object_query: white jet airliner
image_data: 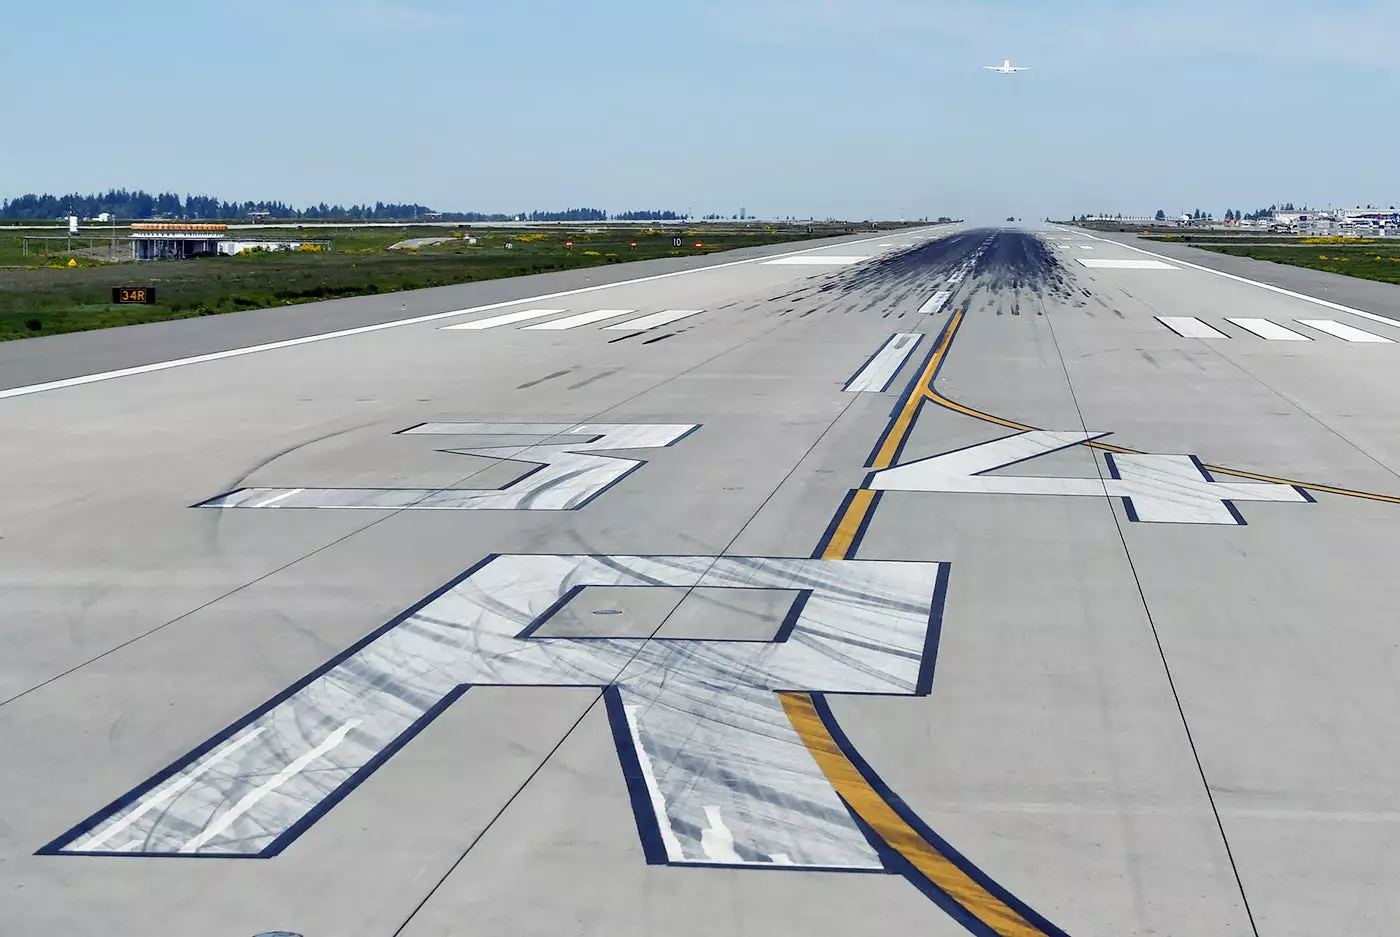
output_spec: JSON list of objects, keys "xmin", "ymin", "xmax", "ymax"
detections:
[{"xmin": 984, "ymin": 59, "xmax": 1029, "ymax": 73}]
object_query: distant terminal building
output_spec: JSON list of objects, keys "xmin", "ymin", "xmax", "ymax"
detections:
[
  {"xmin": 129, "ymin": 223, "xmax": 331, "ymax": 260},
  {"xmin": 1268, "ymin": 209, "xmax": 1400, "ymax": 236},
  {"xmin": 130, "ymin": 223, "xmax": 228, "ymax": 260}
]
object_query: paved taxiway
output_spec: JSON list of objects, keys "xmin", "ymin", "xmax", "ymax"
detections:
[{"xmin": 3, "ymin": 224, "xmax": 1400, "ymax": 936}]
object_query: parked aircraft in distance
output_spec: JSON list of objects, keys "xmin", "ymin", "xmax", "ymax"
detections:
[{"xmin": 984, "ymin": 59, "xmax": 1029, "ymax": 73}]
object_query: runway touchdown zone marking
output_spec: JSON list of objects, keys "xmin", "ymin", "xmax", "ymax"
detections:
[
  {"xmin": 1156, "ymin": 316, "xmax": 1228, "ymax": 339},
  {"xmin": 1297, "ymin": 319, "xmax": 1393, "ymax": 343},
  {"xmin": 441, "ymin": 308, "xmax": 567, "ymax": 330},
  {"xmin": 523, "ymin": 308, "xmax": 636, "ymax": 330},
  {"xmin": 1226, "ymin": 317, "xmax": 1310, "ymax": 341}
]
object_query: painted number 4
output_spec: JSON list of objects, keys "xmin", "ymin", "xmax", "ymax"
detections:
[{"xmin": 867, "ymin": 430, "xmax": 1312, "ymax": 525}]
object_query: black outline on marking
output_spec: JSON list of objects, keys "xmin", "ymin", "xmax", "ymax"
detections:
[
  {"xmin": 43, "ymin": 553, "xmax": 945, "ymax": 859},
  {"xmin": 1104, "ymin": 451, "xmax": 1139, "ymax": 522},
  {"xmin": 38, "ymin": 553, "xmax": 503, "ymax": 858},
  {"xmin": 913, "ymin": 563, "xmax": 951, "ymax": 697},
  {"xmin": 517, "ymin": 583, "xmax": 815, "ymax": 645},
  {"xmin": 811, "ymin": 489, "xmax": 863, "ymax": 558},
  {"xmin": 865, "ymin": 311, "xmax": 961, "ymax": 468},
  {"xmin": 191, "ymin": 425, "xmax": 701, "ymax": 511},
  {"xmin": 809, "ymin": 695, "xmax": 1072, "ymax": 937},
  {"xmin": 843, "ymin": 333, "xmax": 923, "ymax": 393},
  {"xmin": 1154, "ymin": 316, "xmax": 1228, "ymax": 339},
  {"xmin": 604, "ymin": 686, "xmax": 669, "ymax": 865}
]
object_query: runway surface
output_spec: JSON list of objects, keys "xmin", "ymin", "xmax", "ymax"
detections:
[{"xmin": 4, "ymin": 225, "xmax": 1400, "ymax": 936}]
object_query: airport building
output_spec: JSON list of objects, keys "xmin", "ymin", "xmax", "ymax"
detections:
[
  {"xmin": 129, "ymin": 223, "xmax": 228, "ymax": 260},
  {"xmin": 128, "ymin": 223, "xmax": 331, "ymax": 260}
]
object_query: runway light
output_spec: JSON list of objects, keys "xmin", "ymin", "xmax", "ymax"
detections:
[
  {"xmin": 630, "ymin": 241, "xmax": 638, "ymax": 249},
  {"xmin": 566, "ymin": 241, "xmax": 574, "ymax": 248},
  {"xmin": 695, "ymin": 242, "xmax": 703, "ymax": 248}
]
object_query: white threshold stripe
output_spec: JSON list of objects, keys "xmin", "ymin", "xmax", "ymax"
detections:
[
  {"xmin": 1068, "ymin": 226, "xmax": 1400, "ymax": 332},
  {"xmin": 522, "ymin": 308, "xmax": 635, "ymax": 330},
  {"xmin": 603, "ymin": 309, "xmax": 702, "ymax": 331},
  {"xmin": 1296, "ymin": 319, "xmax": 1393, "ymax": 343},
  {"xmin": 1157, "ymin": 316, "xmax": 1228, "ymax": 338},
  {"xmin": 1227, "ymin": 318, "xmax": 1311, "ymax": 341},
  {"xmin": 916, "ymin": 290, "xmax": 952, "ymax": 315},
  {"xmin": 441, "ymin": 308, "xmax": 566, "ymax": 330},
  {"xmin": 179, "ymin": 719, "xmax": 361, "ymax": 853},
  {"xmin": 0, "ymin": 230, "xmax": 914, "ymax": 401},
  {"xmin": 75, "ymin": 727, "xmax": 267, "ymax": 851},
  {"xmin": 844, "ymin": 333, "xmax": 923, "ymax": 393}
]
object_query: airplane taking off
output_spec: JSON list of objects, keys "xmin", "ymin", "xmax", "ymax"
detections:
[{"xmin": 984, "ymin": 59, "xmax": 1029, "ymax": 73}]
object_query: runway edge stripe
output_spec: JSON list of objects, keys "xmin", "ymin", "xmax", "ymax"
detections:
[{"xmin": 779, "ymin": 692, "xmax": 1069, "ymax": 937}]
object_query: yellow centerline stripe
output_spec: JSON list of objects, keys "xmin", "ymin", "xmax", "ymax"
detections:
[
  {"xmin": 796, "ymin": 313, "xmax": 1060, "ymax": 933},
  {"xmin": 870, "ymin": 308, "xmax": 965, "ymax": 470},
  {"xmin": 780, "ymin": 693, "xmax": 1048, "ymax": 937},
  {"xmin": 917, "ymin": 316, "xmax": 1400, "ymax": 505},
  {"xmin": 820, "ymin": 489, "xmax": 877, "ymax": 560}
]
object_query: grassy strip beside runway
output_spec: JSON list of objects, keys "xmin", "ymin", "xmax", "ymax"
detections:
[
  {"xmin": 0, "ymin": 222, "xmax": 898, "ymax": 341},
  {"xmin": 1191, "ymin": 241, "xmax": 1400, "ymax": 285}
]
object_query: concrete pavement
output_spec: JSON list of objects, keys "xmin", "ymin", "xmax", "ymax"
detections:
[{"xmin": 4, "ymin": 224, "xmax": 1399, "ymax": 936}]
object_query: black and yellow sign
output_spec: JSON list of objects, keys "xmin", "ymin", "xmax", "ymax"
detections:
[{"xmin": 112, "ymin": 287, "xmax": 156, "ymax": 304}]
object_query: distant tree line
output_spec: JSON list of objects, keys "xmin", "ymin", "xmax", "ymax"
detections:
[
  {"xmin": 614, "ymin": 209, "xmax": 685, "ymax": 221},
  {"xmin": 0, "ymin": 191, "xmax": 696, "ymax": 223}
]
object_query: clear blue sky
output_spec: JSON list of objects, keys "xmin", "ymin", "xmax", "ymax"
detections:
[{"xmin": 5, "ymin": 0, "xmax": 1397, "ymax": 222}]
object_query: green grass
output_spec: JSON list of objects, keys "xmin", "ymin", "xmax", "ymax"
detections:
[
  {"xmin": 0, "ymin": 223, "xmax": 910, "ymax": 341},
  {"xmin": 1141, "ymin": 233, "xmax": 1308, "ymax": 245},
  {"xmin": 1194, "ymin": 242, "xmax": 1400, "ymax": 285}
]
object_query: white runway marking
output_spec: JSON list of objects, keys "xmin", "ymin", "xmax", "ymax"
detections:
[
  {"xmin": 701, "ymin": 806, "xmax": 743, "ymax": 863},
  {"xmin": 76, "ymin": 728, "xmax": 267, "ymax": 851},
  {"xmin": 252, "ymin": 487, "xmax": 305, "ymax": 508},
  {"xmin": 0, "ymin": 230, "xmax": 911, "ymax": 401},
  {"xmin": 1157, "ymin": 316, "xmax": 1228, "ymax": 338},
  {"xmin": 523, "ymin": 309, "xmax": 635, "ymax": 330},
  {"xmin": 1078, "ymin": 258, "xmax": 1178, "ymax": 270},
  {"xmin": 869, "ymin": 430, "xmax": 1308, "ymax": 524},
  {"xmin": 603, "ymin": 309, "xmax": 703, "ymax": 330},
  {"xmin": 622, "ymin": 704, "xmax": 686, "ymax": 862},
  {"xmin": 1067, "ymin": 227, "xmax": 1400, "ymax": 333},
  {"xmin": 441, "ymin": 308, "xmax": 566, "ymax": 330},
  {"xmin": 179, "ymin": 719, "xmax": 361, "ymax": 853},
  {"xmin": 62, "ymin": 554, "xmax": 940, "ymax": 862},
  {"xmin": 1226, "ymin": 318, "xmax": 1310, "ymax": 341},
  {"xmin": 916, "ymin": 290, "xmax": 953, "ymax": 315},
  {"xmin": 760, "ymin": 256, "xmax": 868, "ymax": 265},
  {"xmin": 1296, "ymin": 319, "xmax": 1393, "ymax": 343},
  {"xmin": 1076, "ymin": 244, "xmax": 1093, "ymax": 250},
  {"xmin": 202, "ymin": 423, "xmax": 697, "ymax": 512},
  {"xmin": 844, "ymin": 333, "xmax": 923, "ymax": 393}
]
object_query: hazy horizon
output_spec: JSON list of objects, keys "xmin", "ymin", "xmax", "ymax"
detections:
[{"xmin": 6, "ymin": 0, "xmax": 1397, "ymax": 223}]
